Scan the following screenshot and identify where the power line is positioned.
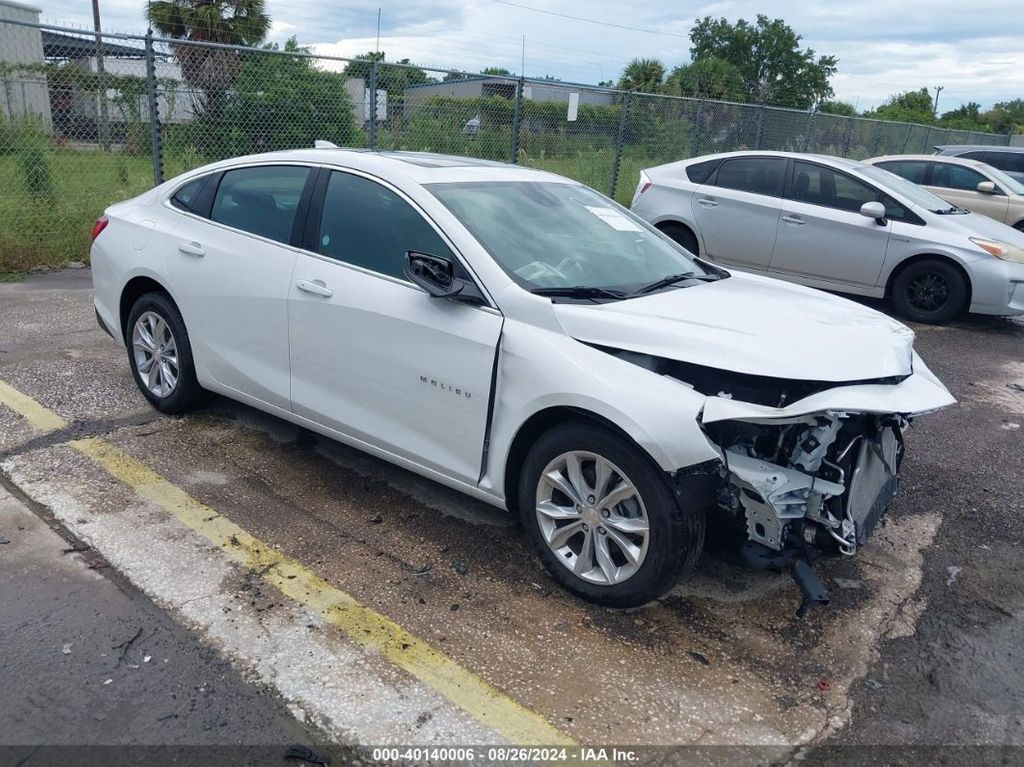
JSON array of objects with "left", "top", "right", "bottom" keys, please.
[{"left": 486, "top": 0, "right": 691, "bottom": 39}]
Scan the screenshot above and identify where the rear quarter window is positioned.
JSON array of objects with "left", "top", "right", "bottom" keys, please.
[{"left": 686, "top": 159, "right": 721, "bottom": 184}]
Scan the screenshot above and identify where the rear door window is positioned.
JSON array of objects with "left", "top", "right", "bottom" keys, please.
[
  {"left": 983, "top": 151, "right": 1024, "bottom": 175},
  {"left": 170, "top": 175, "right": 210, "bottom": 214},
  {"left": 686, "top": 159, "right": 721, "bottom": 184},
  {"left": 709, "top": 157, "right": 785, "bottom": 197},
  {"left": 210, "top": 165, "right": 310, "bottom": 244},
  {"left": 877, "top": 160, "right": 928, "bottom": 184}
]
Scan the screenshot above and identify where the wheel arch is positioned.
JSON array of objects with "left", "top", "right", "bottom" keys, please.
[
  {"left": 884, "top": 253, "right": 973, "bottom": 307},
  {"left": 502, "top": 405, "right": 666, "bottom": 515},
  {"left": 119, "top": 275, "right": 177, "bottom": 342}
]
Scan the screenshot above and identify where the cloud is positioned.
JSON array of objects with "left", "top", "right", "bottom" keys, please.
[{"left": 31, "top": 0, "right": 1024, "bottom": 107}]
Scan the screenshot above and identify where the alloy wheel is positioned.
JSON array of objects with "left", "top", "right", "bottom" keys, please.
[
  {"left": 132, "top": 311, "right": 179, "bottom": 398},
  {"left": 905, "top": 272, "right": 949, "bottom": 312},
  {"left": 535, "top": 450, "right": 650, "bottom": 585}
]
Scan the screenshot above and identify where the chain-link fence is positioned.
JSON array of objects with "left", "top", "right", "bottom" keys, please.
[{"left": 0, "top": 15, "right": 1013, "bottom": 272}]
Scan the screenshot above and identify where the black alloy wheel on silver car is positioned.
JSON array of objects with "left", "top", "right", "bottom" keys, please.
[
  {"left": 891, "top": 258, "right": 967, "bottom": 324},
  {"left": 126, "top": 292, "right": 205, "bottom": 414},
  {"left": 518, "top": 420, "right": 705, "bottom": 608}
]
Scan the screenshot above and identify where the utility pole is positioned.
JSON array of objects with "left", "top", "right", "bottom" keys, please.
[
  {"left": 932, "top": 85, "right": 944, "bottom": 117},
  {"left": 91, "top": 0, "right": 111, "bottom": 150}
]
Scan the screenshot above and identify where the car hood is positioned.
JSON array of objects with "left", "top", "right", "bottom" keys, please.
[
  {"left": 554, "top": 273, "right": 916, "bottom": 382},
  {"left": 944, "top": 209, "right": 1024, "bottom": 245}
]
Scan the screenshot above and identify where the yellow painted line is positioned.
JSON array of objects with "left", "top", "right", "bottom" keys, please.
[
  {"left": 0, "top": 381, "right": 574, "bottom": 746},
  {"left": 0, "top": 379, "right": 69, "bottom": 433}
]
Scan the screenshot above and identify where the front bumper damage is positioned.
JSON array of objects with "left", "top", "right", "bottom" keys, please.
[{"left": 696, "top": 355, "right": 954, "bottom": 616}]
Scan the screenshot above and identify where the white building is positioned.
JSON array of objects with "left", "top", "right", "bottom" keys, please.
[{"left": 0, "top": 0, "right": 53, "bottom": 130}]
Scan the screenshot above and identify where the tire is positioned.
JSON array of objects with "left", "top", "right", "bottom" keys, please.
[
  {"left": 890, "top": 258, "right": 968, "bottom": 324},
  {"left": 126, "top": 292, "right": 205, "bottom": 414},
  {"left": 517, "top": 420, "right": 704, "bottom": 608},
  {"left": 1014, "top": 221, "right": 1024, "bottom": 233},
  {"left": 658, "top": 222, "right": 700, "bottom": 256}
]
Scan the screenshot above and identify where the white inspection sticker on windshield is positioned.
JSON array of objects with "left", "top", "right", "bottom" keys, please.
[{"left": 585, "top": 205, "right": 643, "bottom": 232}]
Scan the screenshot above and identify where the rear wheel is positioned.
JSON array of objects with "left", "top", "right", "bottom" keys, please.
[
  {"left": 658, "top": 222, "right": 700, "bottom": 256},
  {"left": 126, "top": 292, "right": 205, "bottom": 414},
  {"left": 518, "top": 421, "right": 704, "bottom": 608},
  {"left": 1014, "top": 221, "right": 1024, "bottom": 233},
  {"left": 891, "top": 258, "right": 967, "bottom": 324}
]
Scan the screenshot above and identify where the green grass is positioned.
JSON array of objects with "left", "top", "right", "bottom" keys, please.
[
  {"left": 0, "top": 141, "right": 659, "bottom": 272},
  {"left": 0, "top": 271, "right": 26, "bottom": 282}
]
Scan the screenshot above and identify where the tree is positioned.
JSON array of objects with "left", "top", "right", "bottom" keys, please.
[
  {"left": 222, "top": 38, "right": 360, "bottom": 153},
  {"left": 983, "top": 99, "right": 1024, "bottom": 134},
  {"left": 940, "top": 102, "right": 986, "bottom": 131},
  {"left": 342, "top": 51, "right": 432, "bottom": 94},
  {"left": 664, "top": 58, "right": 745, "bottom": 101},
  {"left": 689, "top": 15, "right": 837, "bottom": 108},
  {"left": 481, "top": 67, "right": 512, "bottom": 77},
  {"left": 617, "top": 58, "right": 665, "bottom": 93},
  {"left": 866, "top": 88, "right": 936, "bottom": 124},
  {"left": 147, "top": 0, "right": 270, "bottom": 101},
  {"left": 817, "top": 99, "right": 857, "bottom": 117}
]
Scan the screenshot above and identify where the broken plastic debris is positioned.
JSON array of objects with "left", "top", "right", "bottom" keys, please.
[
  {"left": 144, "top": 655, "right": 152, "bottom": 663},
  {"left": 62, "top": 642, "right": 72, "bottom": 655},
  {"left": 946, "top": 565, "right": 962, "bottom": 586},
  {"left": 103, "top": 679, "right": 112, "bottom": 685},
  {"left": 0, "top": 535, "right": 10, "bottom": 545}
]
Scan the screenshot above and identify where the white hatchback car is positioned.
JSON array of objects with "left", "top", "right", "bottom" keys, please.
[
  {"left": 631, "top": 151, "right": 1024, "bottom": 323},
  {"left": 91, "top": 149, "right": 954, "bottom": 611}
]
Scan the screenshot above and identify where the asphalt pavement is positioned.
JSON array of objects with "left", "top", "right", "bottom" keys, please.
[{"left": 1, "top": 268, "right": 1021, "bottom": 762}]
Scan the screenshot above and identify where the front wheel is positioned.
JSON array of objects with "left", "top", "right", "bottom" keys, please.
[
  {"left": 518, "top": 421, "right": 704, "bottom": 608},
  {"left": 126, "top": 292, "right": 205, "bottom": 414},
  {"left": 890, "top": 258, "right": 967, "bottom": 324}
]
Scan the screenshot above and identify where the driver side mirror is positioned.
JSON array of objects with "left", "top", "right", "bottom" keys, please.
[
  {"left": 976, "top": 180, "right": 996, "bottom": 195},
  {"left": 859, "top": 201, "right": 887, "bottom": 224},
  {"left": 404, "top": 251, "right": 486, "bottom": 306}
]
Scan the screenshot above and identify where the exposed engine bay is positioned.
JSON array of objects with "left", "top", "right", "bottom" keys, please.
[
  {"left": 702, "top": 412, "right": 906, "bottom": 614},
  {"left": 705, "top": 413, "right": 905, "bottom": 554}
]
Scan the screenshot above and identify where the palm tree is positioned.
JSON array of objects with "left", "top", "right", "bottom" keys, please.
[
  {"left": 147, "top": 0, "right": 271, "bottom": 111},
  {"left": 617, "top": 58, "right": 666, "bottom": 93}
]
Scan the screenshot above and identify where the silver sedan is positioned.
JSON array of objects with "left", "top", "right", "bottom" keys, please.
[{"left": 630, "top": 150, "right": 1024, "bottom": 323}]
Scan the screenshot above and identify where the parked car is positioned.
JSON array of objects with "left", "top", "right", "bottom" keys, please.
[
  {"left": 631, "top": 150, "right": 1024, "bottom": 323},
  {"left": 933, "top": 145, "right": 1024, "bottom": 183},
  {"left": 91, "top": 148, "right": 954, "bottom": 612},
  {"left": 866, "top": 154, "right": 1024, "bottom": 231}
]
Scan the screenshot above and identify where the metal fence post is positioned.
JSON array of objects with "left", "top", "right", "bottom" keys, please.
[
  {"left": 754, "top": 106, "right": 766, "bottom": 149},
  {"left": 900, "top": 122, "right": 914, "bottom": 152},
  {"left": 608, "top": 90, "right": 633, "bottom": 200},
  {"left": 841, "top": 118, "right": 855, "bottom": 157},
  {"left": 802, "top": 110, "right": 816, "bottom": 152},
  {"left": 509, "top": 77, "right": 524, "bottom": 164},
  {"left": 144, "top": 30, "right": 164, "bottom": 186},
  {"left": 692, "top": 98, "right": 704, "bottom": 155},
  {"left": 368, "top": 60, "right": 378, "bottom": 151}
]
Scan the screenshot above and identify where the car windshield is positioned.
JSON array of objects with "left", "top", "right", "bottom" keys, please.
[
  {"left": 858, "top": 164, "right": 965, "bottom": 213},
  {"left": 427, "top": 181, "right": 710, "bottom": 298}
]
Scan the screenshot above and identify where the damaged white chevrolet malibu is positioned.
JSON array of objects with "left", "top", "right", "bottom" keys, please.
[{"left": 90, "top": 148, "right": 955, "bottom": 613}]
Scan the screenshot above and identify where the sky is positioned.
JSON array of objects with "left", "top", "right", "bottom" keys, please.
[{"left": 35, "top": 0, "right": 1024, "bottom": 111}]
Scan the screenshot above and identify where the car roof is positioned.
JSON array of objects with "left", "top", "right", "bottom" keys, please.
[
  {"left": 868, "top": 154, "right": 996, "bottom": 171},
  {"left": 651, "top": 150, "right": 867, "bottom": 172},
  {"left": 186, "top": 148, "right": 571, "bottom": 186},
  {"left": 934, "top": 144, "right": 1024, "bottom": 154}
]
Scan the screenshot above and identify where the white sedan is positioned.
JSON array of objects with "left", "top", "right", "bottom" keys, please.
[{"left": 91, "top": 148, "right": 954, "bottom": 611}]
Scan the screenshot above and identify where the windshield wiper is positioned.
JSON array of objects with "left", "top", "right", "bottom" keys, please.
[
  {"left": 632, "top": 271, "right": 722, "bottom": 295},
  {"left": 530, "top": 286, "right": 627, "bottom": 300},
  {"left": 932, "top": 205, "right": 965, "bottom": 215}
]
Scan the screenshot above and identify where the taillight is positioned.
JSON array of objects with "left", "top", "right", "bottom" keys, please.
[
  {"left": 635, "top": 171, "right": 652, "bottom": 198},
  {"left": 638, "top": 181, "right": 652, "bottom": 196},
  {"left": 91, "top": 215, "right": 109, "bottom": 241}
]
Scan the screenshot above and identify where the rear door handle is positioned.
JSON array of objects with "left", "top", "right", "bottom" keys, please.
[
  {"left": 296, "top": 278, "right": 333, "bottom": 298},
  {"left": 781, "top": 215, "right": 805, "bottom": 226},
  {"left": 697, "top": 198, "right": 719, "bottom": 208},
  {"left": 177, "top": 241, "right": 205, "bottom": 256}
]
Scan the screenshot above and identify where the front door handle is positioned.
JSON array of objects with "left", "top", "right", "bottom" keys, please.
[
  {"left": 697, "top": 198, "right": 719, "bottom": 208},
  {"left": 781, "top": 215, "right": 805, "bottom": 226},
  {"left": 296, "top": 278, "right": 333, "bottom": 298},
  {"left": 177, "top": 241, "right": 205, "bottom": 256}
]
